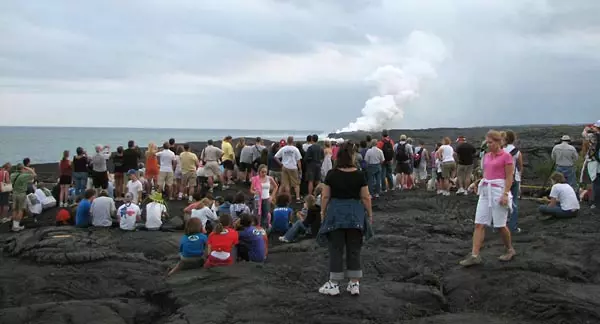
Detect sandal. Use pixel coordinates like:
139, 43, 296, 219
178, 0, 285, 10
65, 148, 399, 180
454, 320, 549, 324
498, 248, 516, 262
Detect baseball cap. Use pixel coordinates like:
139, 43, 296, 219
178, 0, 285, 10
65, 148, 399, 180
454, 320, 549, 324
127, 169, 137, 176
279, 139, 286, 146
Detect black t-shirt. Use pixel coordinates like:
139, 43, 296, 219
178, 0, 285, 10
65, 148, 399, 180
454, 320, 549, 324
303, 205, 321, 236
122, 148, 141, 171
72, 155, 88, 173
305, 144, 324, 164
325, 169, 367, 200
455, 142, 476, 165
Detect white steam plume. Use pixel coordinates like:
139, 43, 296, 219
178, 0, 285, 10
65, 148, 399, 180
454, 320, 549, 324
337, 31, 447, 133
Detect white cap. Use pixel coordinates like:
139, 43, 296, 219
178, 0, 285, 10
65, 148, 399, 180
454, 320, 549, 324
561, 135, 571, 141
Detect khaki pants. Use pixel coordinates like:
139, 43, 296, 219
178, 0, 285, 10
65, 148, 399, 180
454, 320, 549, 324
158, 171, 174, 187
457, 164, 473, 183
441, 161, 456, 179
281, 168, 300, 188
182, 171, 197, 187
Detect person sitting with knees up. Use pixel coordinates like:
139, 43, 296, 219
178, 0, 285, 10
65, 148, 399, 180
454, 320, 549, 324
167, 217, 207, 276
204, 214, 239, 268
271, 193, 293, 234
538, 172, 580, 220
191, 198, 218, 232
118, 192, 142, 231
279, 194, 321, 243
237, 213, 267, 263
229, 191, 251, 223
145, 191, 168, 231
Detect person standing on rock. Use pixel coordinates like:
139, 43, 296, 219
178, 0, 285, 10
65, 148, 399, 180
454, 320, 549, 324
221, 136, 236, 187
455, 136, 476, 195
503, 131, 524, 233
9, 163, 36, 231
91, 144, 111, 193
200, 140, 224, 192
552, 135, 579, 192
460, 130, 516, 267
436, 137, 456, 196
365, 139, 385, 199
317, 143, 373, 296
377, 130, 395, 192
180, 144, 200, 203
581, 122, 600, 210
393, 134, 412, 191
274, 136, 303, 202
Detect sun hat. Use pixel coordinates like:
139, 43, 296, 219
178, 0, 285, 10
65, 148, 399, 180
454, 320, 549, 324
148, 191, 164, 204
127, 169, 137, 176
561, 135, 571, 142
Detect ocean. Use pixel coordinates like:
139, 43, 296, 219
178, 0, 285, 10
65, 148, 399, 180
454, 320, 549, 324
0, 126, 322, 164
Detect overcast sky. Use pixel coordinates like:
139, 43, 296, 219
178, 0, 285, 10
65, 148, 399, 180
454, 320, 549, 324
1, 0, 599, 132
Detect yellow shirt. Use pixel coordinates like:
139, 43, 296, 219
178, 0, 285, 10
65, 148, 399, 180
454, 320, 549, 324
222, 141, 234, 161
180, 151, 199, 173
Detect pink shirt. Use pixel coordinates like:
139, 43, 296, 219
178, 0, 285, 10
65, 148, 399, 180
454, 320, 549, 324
331, 146, 339, 161
483, 151, 513, 180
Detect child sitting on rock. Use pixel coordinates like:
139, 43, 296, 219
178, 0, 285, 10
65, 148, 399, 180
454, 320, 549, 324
167, 217, 207, 276
271, 193, 293, 234
229, 192, 251, 224
237, 213, 267, 263
204, 214, 239, 268
190, 198, 218, 232
279, 195, 321, 243
118, 192, 142, 231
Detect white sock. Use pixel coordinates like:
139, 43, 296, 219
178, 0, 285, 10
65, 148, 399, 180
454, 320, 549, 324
12, 220, 20, 228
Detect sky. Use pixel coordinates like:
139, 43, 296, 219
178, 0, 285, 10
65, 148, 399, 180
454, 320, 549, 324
0, 0, 599, 132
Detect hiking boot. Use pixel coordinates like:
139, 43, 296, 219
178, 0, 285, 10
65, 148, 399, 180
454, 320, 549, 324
459, 254, 482, 267
347, 281, 360, 296
318, 281, 340, 296
498, 248, 516, 262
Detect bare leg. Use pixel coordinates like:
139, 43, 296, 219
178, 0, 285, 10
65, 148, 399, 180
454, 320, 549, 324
471, 224, 486, 255
167, 261, 183, 276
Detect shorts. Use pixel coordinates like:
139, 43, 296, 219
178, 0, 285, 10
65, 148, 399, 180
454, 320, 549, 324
441, 162, 456, 179
436, 172, 443, 180
158, 171, 174, 187
12, 193, 27, 212
395, 162, 411, 175
474, 185, 509, 228
0, 192, 9, 206
174, 170, 182, 180
93, 171, 109, 189
305, 163, 321, 182
182, 171, 197, 187
414, 166, 428, 180
204, 161, 222, 178
239, 162, 252, 173
222, 160, 235, 171
457, 164, 473, 180
269, 170, 282, 183
282, 167, 300, 188
179, 255, 205, 269
59, 175, 72, 185
204, 254, 233, 268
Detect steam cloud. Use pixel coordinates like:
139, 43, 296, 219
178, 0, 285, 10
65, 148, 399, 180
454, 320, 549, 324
337, 31, 447, 133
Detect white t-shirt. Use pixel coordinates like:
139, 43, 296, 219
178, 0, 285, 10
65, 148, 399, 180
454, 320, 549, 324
549, 183, 580, 211
127, 180, 143, 204
145, 202, 166, 229
439, 145, 455, 163
118, 203, 141, 230
302, 143, 312, 152
156, 149, 176, 173
274, 145, 302, 170
503, 145, 521, 182
191, 206, 218, 227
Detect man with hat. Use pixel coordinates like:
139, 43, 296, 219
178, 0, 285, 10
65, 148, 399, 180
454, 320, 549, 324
551, 134, 579, 191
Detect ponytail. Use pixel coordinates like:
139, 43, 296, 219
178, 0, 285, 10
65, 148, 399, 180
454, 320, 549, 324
214, 214, 232, 234
214, 221, 224, 233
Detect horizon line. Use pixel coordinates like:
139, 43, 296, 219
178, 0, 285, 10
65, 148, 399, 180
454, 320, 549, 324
0, 125, 323, 133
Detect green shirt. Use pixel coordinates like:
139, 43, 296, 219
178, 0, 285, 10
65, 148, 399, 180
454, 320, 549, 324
10, 172, 33, 194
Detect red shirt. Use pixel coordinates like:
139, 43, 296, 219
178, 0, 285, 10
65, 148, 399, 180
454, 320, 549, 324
376, 137, 395, 150
207, 227, 239, 253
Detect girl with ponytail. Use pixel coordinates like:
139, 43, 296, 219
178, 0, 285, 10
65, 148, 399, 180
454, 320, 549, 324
204, 214, 239, 268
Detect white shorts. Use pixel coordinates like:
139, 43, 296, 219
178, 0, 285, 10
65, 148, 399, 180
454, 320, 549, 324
474, 182, 510, 228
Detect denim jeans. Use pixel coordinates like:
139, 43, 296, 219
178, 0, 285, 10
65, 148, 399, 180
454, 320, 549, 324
327, 229, 363, 281
73, 172, 88, 196
381, 162, 394, 191
367, 164, 382, 196
257, 198, 270, 228
508, 181, 520, 232
556, 166, 578, 192
538, 204, 578, 218
283, 220, 307, 242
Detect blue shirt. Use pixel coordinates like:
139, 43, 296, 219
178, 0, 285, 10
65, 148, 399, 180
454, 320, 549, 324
75, 199, 92, 227
238, 226, 266, 262
180, 233, 208, 258
272, 207, 292, 232
217, 202, 231, 216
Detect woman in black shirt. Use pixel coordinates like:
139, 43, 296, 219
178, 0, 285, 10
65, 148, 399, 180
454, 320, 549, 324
72, 147, 89, 197
317, 143, 373, 296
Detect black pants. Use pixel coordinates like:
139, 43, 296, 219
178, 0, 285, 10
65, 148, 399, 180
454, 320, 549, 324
238, 244, 249, 261
327, 229, 363, 281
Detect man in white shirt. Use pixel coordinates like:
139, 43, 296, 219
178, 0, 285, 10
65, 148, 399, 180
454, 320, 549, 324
90, 190, 116, 227
156, 142, 176, 200
538, 172, 580, 220
365, 139, 385, 198
551, 135, 580, 192
126, 169, 144, 204
118, 193, 141, 231
274, 136, 303, 202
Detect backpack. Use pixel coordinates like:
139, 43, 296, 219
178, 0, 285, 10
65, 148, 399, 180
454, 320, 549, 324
395, 143, 409, 163
359, 148, 368, 169
508, 147, 521, 179
413, 147, 424, 168
382, 140, 394, 162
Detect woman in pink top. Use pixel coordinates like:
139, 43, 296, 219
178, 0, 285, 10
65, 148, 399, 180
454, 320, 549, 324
460, 130, 516, 267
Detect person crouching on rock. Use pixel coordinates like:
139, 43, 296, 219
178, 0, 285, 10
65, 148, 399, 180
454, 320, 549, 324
237, 213, 267, 263
118, 192, 142, 231
204, 214, 239, 268
279, 194, 321, 243
168, 217, 207, 276
460, 130, 516, 267
538, 172, 580, 220
317, 143, 373, 296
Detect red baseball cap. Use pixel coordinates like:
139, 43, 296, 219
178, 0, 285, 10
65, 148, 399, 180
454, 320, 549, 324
279, 139, 286, 146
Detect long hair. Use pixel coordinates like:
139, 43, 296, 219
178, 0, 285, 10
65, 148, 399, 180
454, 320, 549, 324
214, 214, 232, 233
146, 143, 157, 157
185, 218, 203, 235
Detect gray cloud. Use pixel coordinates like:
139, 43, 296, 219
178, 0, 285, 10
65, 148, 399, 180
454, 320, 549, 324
0, 0, 599, 131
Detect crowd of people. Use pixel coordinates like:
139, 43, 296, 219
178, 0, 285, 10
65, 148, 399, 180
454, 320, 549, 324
0, 121, 598, 296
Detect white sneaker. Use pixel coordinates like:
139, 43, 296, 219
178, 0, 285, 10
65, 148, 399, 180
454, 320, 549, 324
318, 281, 340, 296
188, 196, 194, 203
456, 188, 464, 194
177, 192, 183, 200
347, 281, 360, 296
278, 236, 290, 243
436, 189, 442, 195
12, 225, 25, 232
443, 191, 450, 196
